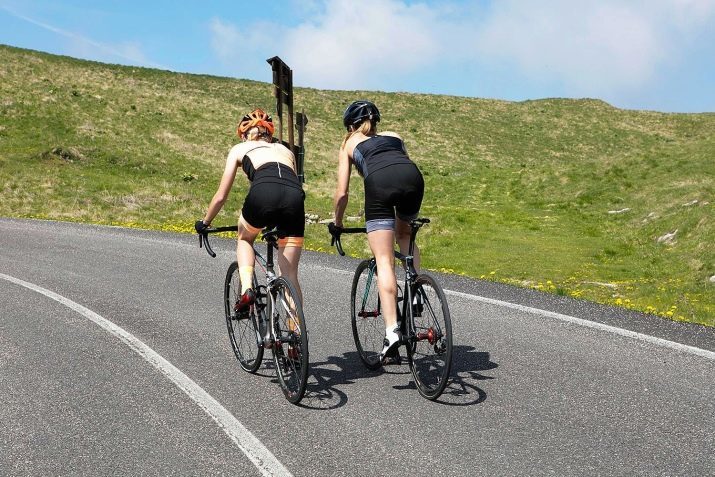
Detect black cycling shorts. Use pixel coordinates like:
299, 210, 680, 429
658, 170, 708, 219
241, 181, 305, 237
363, 163, 424, 232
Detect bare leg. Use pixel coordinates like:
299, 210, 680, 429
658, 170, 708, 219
367, 229, 398, 330
277, 245, 303, 305
236, 220, 260, 294
237, 228, 258, 265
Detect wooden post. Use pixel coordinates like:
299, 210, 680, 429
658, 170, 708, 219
266, 56, 306, 183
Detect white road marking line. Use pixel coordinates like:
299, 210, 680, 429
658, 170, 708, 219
444, 289, 715, 361
0, 272, 292, 477
310, 263, 714, 361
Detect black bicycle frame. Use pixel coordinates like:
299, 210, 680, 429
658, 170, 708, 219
336, 219, 430, 341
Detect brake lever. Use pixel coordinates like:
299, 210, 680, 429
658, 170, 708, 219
199, 232, 217, 258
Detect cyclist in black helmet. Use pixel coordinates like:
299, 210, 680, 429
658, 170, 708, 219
331, 100, 425, 362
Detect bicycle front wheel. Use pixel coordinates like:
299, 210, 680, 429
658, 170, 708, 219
350, 259, 383, 370
224, 262, 263, 373
406, 274, 453, 400
269, 277, 309, 404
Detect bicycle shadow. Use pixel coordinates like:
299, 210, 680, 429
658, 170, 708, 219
428, 344, 498, 406
284, 344, 497, 409
246, 351, 373, 410
295, 351, 389, 410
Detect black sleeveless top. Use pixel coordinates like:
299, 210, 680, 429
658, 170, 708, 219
242, 157, 301, 189
352, 135, 412, 178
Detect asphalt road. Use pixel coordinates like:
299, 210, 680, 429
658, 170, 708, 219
1, 218, 713, 476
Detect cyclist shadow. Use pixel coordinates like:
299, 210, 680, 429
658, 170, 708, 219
391, 344, 498, 406
292, 351, 395, 410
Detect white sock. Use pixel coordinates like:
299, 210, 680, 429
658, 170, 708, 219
385, 326, 399, 342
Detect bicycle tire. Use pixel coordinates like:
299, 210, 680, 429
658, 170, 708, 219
406, 273, 453, 400
224, 261, 264, 373
269, 277, 309, 404
350, 259, 384, 370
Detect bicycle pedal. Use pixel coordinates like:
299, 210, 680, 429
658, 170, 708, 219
234, 310, 250, 320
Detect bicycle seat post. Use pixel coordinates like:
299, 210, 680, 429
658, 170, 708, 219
261, 228, 280, 283
404, 218, 429, 278
408, 219, 424, 257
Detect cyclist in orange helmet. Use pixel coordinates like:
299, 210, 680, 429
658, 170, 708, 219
332, 100, 424, 362
197, 108, 305, 309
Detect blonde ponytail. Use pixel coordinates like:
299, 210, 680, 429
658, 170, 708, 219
341, 119, 377, 149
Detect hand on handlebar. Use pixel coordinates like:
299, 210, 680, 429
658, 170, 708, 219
195, 219, 210, 234
327, 222, 345, 256
196, 223, 238, 259
195, 219, 216, 257
328, 222, 343, 241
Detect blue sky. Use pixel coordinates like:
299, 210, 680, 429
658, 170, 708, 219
1, 0, 714, 112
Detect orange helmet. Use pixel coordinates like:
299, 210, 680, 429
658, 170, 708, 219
237, 109, 274, 137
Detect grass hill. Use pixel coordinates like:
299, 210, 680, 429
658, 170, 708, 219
1, 44, 713, 326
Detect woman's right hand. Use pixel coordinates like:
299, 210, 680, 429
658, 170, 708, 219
195, 220, 210, 234
327, 222, 343, 238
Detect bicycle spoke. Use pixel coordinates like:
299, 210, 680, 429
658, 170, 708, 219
407, 275, 453, 400
224, 262, 264, 373
351, 260, 384, 370
270, 277, 308, 404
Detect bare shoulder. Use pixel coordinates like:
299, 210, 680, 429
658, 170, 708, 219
342, 133, 362, 158
227, 143, 247, 164
379, 131, 403, 140
274, 142, 295, 161
273, 140, 292, 154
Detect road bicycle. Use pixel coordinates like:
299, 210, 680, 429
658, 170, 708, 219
329, 218, 453, 400
199, 226, 309, 404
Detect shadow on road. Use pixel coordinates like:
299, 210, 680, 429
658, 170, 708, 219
296, 351, 386, 410
433, 345, 497, 406
292, 345, 497, 409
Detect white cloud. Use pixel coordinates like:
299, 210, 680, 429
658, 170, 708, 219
209, 0, 448, 90
209, 17, 281, 80
473, 0, 715, 94
209, 18, 241, 64
209, 0, 715, 99
666, 0, 715, 28
0, 4, 165, 69
476, 2, 661, 92
279, 0, 444, 89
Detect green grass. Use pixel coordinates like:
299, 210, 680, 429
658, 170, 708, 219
1, 44, 713, 326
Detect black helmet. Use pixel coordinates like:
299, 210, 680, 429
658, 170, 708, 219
343, 100, 380, 131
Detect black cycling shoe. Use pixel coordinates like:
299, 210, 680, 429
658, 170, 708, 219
382, 346, 402, 365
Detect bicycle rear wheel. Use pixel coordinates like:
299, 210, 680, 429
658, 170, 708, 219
406, 274, 453, 400
350, 259, 383, 370
269, 277, 309, 404
224, 262, 263, 373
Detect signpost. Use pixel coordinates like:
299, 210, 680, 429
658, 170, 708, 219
266, 56, 307, 183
